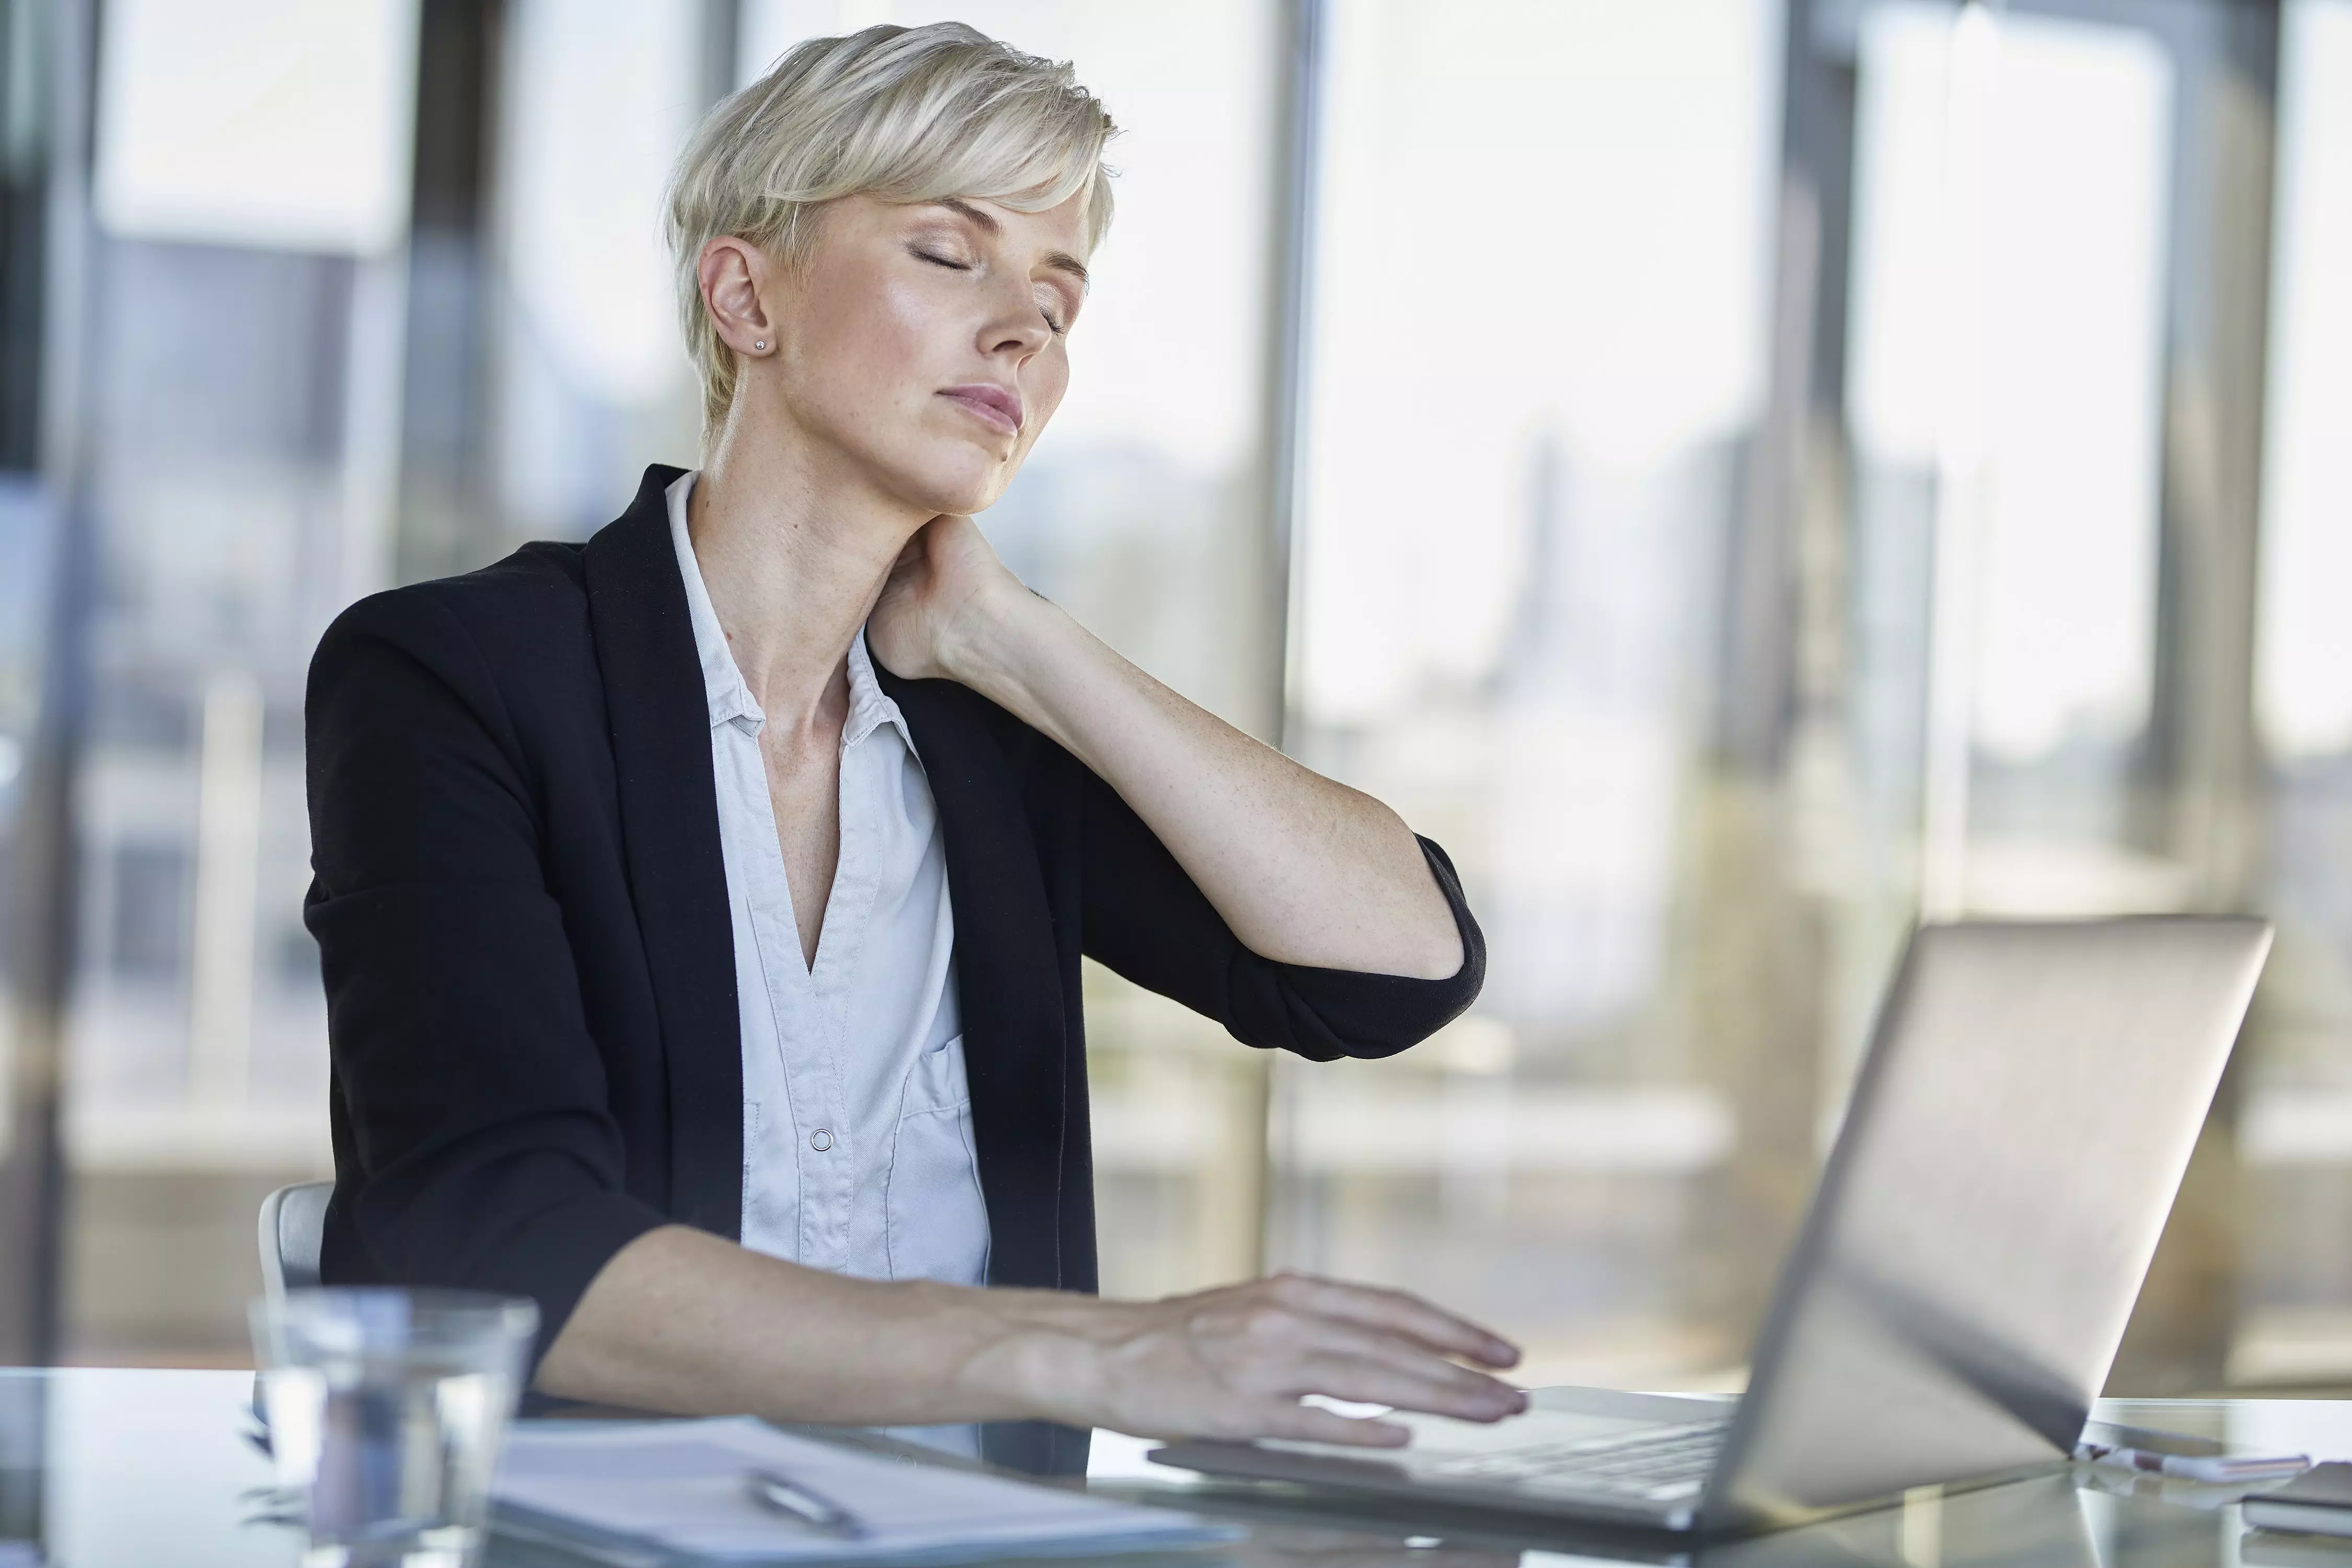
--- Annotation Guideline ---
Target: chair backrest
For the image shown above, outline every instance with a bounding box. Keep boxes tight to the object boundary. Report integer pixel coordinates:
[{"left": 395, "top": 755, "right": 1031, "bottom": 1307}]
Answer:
[{"left": 257, "top": 1181, "right": 333, "bottom": 1300}]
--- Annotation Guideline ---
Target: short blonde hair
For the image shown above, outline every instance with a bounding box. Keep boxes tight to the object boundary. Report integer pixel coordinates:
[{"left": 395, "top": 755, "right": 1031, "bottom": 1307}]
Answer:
[{"left": 665, "top": 22, "right": 1117, "bottom": 443}]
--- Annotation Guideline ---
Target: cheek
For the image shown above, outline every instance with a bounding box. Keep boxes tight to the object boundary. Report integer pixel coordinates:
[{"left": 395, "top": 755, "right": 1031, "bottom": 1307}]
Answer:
[
  {"left": 792, "top": 274, "right": 942, "bottom": 407},
  {"left": 1026, "top": 352, "right": 1071, "bottom": 429},
  {"left": 998, "top": 354, "right": 1069, "bottom": 475}
]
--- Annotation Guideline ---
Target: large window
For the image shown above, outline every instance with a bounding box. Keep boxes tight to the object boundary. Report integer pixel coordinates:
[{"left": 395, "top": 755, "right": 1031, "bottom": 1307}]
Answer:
[
  {"left": 7, "top": 0, "right": 2350, "bottom": 1398},
  {"left": 56, "top": 0, "right": 426, "bottom": 1358},
  {"left": 1837, "top": 0, "right": 2289, "bottom": 1392},
  {"left": 2240, "top": 0, "right": 2352, "bottom": 1388},
  {"left": 1848, "top": 2, "right": 2174, "bottom": 922},
  {"left": 1277, "top": 0, "right": 1784, "bottom": 1387}
]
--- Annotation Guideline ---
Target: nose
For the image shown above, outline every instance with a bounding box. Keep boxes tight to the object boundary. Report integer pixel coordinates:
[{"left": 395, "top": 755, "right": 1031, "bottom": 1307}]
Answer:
[{"left": 977, "top": 274, "right": 1052, "bottom": 361}]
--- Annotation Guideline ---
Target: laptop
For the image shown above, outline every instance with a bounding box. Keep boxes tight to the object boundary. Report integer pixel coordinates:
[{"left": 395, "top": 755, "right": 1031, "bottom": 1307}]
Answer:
[{"left": 1154, "top": 917, "right": 2272, "bottom": 1534}]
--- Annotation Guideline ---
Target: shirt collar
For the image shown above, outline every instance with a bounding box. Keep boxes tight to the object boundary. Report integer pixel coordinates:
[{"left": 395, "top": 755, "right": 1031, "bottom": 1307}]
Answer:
[
  {"left": 841, "top": 625, "right": 915, "bottom": 753},
  {"left": 667, "top": 471, "right": 764, "bottom": 733},
  {"left": 666, "top": 469, "right": 918, "bottom": 755}
]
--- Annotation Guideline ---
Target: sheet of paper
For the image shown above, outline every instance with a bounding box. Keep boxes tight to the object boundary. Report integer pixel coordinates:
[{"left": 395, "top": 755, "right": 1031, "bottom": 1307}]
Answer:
[{"left": 493, "top": 1417, "right": 1236, "bottom": 1564}]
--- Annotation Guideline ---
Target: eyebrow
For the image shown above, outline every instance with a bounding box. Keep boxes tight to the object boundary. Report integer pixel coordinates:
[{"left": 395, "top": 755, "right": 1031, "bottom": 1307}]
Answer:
[{"left": 930, "top": 198, "right": 1091, "bottom": 289}]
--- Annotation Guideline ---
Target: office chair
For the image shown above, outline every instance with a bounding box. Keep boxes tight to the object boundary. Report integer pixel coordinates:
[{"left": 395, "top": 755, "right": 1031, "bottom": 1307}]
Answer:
[{"left": 257, "top": 1180, "right": 333, "bottom": 1300}]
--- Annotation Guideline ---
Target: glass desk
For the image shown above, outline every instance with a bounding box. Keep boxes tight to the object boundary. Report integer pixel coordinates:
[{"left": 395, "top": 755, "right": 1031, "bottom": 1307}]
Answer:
[{"left": 8, "top": 1367, "right": 2352, "bottom": 1568}]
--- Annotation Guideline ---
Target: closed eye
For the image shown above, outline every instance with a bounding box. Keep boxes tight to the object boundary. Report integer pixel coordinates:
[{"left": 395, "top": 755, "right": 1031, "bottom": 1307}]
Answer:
[{"left": 911, "top": 246, "right": 970, "bottom": 271}]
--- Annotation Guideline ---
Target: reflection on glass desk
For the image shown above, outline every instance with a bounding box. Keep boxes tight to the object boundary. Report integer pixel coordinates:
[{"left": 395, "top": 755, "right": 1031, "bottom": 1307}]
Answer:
[{"left": 10, "top": 1368, "right": 2352, "bottom": 1567}]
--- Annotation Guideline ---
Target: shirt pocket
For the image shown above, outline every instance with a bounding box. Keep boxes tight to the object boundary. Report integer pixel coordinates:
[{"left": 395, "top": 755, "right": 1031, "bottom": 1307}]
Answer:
[{"left": 884, "top": 1034, "right": 991, "bottom": 1286}]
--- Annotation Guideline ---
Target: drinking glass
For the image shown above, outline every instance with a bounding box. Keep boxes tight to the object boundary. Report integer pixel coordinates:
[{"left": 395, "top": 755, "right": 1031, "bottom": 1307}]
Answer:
[{"left": 251, "top": 1289, "right": 538, "bottom": 1568}]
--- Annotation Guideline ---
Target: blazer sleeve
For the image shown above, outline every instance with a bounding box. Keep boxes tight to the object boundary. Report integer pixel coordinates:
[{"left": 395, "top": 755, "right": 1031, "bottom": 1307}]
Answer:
[
  {"left": 304, "top": 589, "right": 666, "bottom": 1364},
  {"left": 1076, "top": 765, "right": 1486, "bottom": 1061}
]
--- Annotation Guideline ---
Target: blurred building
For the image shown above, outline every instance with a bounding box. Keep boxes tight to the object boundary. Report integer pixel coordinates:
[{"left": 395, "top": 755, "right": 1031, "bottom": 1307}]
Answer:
[{"left": 0, "top": 0, "right": 2348, "bottom": 1400}]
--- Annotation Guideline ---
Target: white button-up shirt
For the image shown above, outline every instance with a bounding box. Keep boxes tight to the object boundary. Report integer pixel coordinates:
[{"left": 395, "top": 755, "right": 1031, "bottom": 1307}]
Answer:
[{"left": 665, "top": 472, "right": 991, "bottom": 1296}]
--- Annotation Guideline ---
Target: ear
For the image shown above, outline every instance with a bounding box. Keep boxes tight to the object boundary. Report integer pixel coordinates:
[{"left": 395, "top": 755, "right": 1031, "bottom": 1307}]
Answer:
[{"left": 699, "top": 236, "right": 777, "bottom": 357}]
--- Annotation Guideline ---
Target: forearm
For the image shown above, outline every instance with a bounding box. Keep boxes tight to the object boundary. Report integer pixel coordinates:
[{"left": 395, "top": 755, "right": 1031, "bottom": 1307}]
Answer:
[
  {"left": 944, "top": 587, "right": 1463, "bottom": 981},
  {"left": 534, "top": 1226, "right": 1103, "bottom": 1425},
  {"left": 536, "top": 1227, "right": 1526, "bottom": 1444}
]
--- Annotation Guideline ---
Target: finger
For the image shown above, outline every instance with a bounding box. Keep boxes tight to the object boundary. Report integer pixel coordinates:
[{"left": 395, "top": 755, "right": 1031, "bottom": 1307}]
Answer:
[
  {"left": 1249, "top": 1317, "right": 1525, "bottom": 1408},
  {"left": 1264, "top": 1272, "right": 1518, "bottom": 1363},
  {"left": 1265, "top": 1273, "right": 1522, "bottom": 1367},
  {"left": 1292, "top": 1353, "right": 1524, "bottom": 1422},
  {"left": 1287, "top": 1352, "right": 1526, "bottom": 1423},
  {"left": 1252, "top": 1400, "right": 1412, "bottom": 1448}
]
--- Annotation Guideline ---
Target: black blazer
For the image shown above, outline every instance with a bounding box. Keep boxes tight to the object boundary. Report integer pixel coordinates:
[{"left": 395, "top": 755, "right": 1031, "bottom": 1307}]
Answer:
[{"left": 304, "top": 464, "right": 1486, "bottom": 1470}]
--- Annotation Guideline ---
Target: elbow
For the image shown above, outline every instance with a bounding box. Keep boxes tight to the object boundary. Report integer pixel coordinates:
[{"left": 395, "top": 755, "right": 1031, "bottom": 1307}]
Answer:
[
  {"left": 1402, "top": 833, "right": 1483, "bottom": 987},
  {"left": 1374, "top": 905, "right": 1486, "bottom": 1056},
  {"left": 1282, "top": 923, "right": 1486, "bottom": 1064},
  {"left": 1399, "top": 921, "right": 1468, "bottom": 984},
  {"left": 1240, "top": 835, "right": 1487, "bottom": 1062},
  {"left": 1342, "top": 972, "right": 1485, "bottom": 1062}
]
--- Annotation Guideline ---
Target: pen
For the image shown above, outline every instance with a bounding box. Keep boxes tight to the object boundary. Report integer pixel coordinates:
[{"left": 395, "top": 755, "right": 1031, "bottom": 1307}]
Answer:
[
  {"left": 2071, "top": 1440, "right": 2310, "bottom": 1484},
  {"left": 743, "top": 1468, "right": 871, "bottom": 1540}
]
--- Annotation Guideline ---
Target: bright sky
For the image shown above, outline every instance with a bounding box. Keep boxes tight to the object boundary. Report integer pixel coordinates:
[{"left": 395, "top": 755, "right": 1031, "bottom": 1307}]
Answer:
[
  {"left": 94, "top": 0, "right": 419, "bottom": 254},
  {"left": 2259, "top": 0, "right": 2352, "bottom": 760},
  {"left": 1849, "top": 3, "right": 2172, "bottom": 763},
  {"left": 1294, "top": 0, "right": 1782, "bottom": 725},
  {"left": 503, "top": 0, "right": 702, "bottom": 406}
]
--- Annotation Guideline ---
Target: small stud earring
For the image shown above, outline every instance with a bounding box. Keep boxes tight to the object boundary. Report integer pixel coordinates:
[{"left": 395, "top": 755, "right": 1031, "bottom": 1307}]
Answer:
[{"left": 753, "top": 339, "right": 766, "bottom": 351}]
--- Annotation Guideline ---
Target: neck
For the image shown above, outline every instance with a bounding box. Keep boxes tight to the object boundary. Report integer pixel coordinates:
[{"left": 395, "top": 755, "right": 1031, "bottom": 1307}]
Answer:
[{"left": 686, "top": 416, "right": 927, "bottom": 734}]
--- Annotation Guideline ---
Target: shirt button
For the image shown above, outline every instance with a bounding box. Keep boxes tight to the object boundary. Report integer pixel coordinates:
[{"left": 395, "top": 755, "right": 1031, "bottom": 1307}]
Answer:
[{"left": 809, "top": 1129, "right": 834, "bottom": 1152}]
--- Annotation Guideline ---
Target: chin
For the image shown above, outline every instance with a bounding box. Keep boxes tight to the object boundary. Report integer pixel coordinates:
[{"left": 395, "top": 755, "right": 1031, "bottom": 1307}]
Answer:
[{"left": 879, "top": 447, "right": 1019, "bottom": 518}]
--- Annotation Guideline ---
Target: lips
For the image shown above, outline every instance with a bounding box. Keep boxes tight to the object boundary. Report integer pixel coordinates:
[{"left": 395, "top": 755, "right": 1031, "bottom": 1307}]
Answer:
[{"left": 940, "top": 383, "right": 1022, "bottom": 434}]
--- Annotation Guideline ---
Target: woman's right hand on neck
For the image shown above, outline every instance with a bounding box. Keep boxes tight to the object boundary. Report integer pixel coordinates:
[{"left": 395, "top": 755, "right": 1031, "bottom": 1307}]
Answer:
[{"left": 866, "top": 512, "right": 1030, "bottom": 685}]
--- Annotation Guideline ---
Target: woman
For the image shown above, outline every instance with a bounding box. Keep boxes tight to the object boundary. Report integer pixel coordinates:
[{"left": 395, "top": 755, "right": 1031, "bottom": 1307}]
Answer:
[{"left": 305, "top": 21, "right": 1523, "bottom": 1472}]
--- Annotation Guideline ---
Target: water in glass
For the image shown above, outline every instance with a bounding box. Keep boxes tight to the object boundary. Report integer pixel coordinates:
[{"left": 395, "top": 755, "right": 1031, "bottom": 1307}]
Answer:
[{"left": 252, "top": 1289, "right": 537, "bottom": 1568}]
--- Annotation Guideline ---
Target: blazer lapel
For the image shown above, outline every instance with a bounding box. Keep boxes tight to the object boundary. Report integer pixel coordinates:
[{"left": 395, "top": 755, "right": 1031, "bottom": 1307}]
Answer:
[
  {"left": 582, "top": 465, "right": 744, "bottom": 1237},
  {"left": 881, "top": 671, "right": 1071, "bottom": 1290}
]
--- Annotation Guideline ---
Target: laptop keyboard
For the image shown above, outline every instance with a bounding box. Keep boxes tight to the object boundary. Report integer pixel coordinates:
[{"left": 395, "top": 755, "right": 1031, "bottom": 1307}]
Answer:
[{"left": 1420, "top": 1418, "right": 1727, "bottom": 1502}]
